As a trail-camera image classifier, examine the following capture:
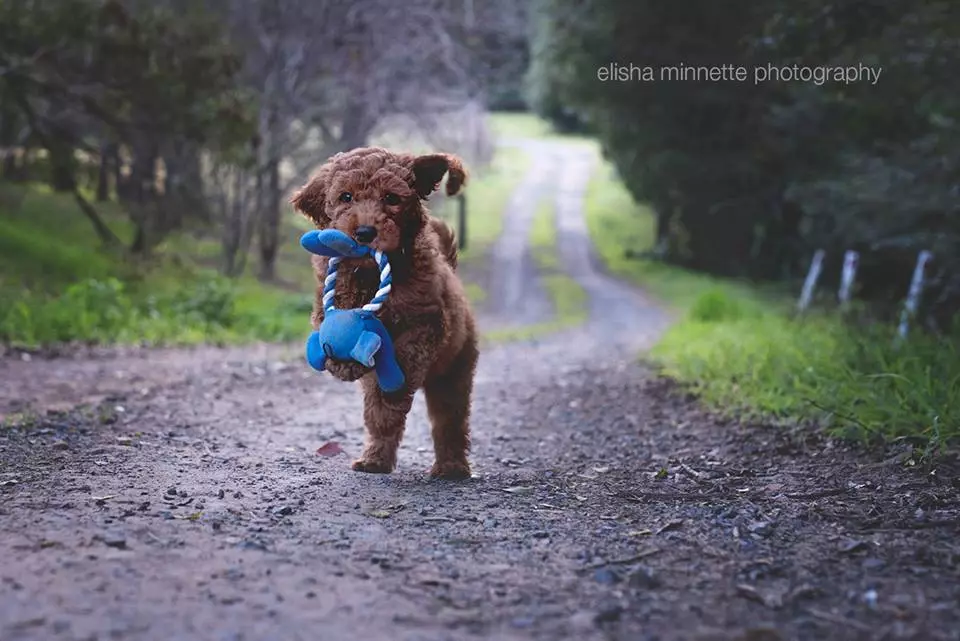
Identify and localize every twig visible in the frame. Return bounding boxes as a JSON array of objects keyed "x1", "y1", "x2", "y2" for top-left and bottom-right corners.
[
  {"x1": 785, "y1": 488, "x2": 851, "y2": 500},
  {"x1": 807, "y1": 608, "x2": 872, "y2": 632},
  {"x1": 581, "y1": 549, "x2": 660, "y2": 571}
]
